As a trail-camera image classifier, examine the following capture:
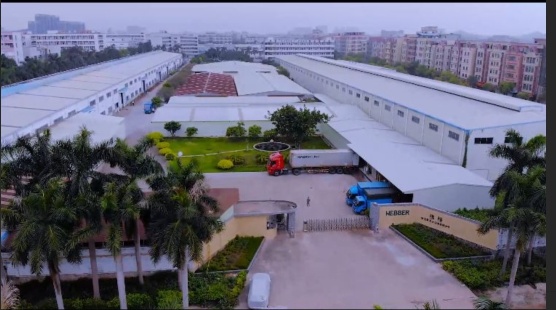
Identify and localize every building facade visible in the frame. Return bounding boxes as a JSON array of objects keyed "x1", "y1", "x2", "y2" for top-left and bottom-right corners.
[
  {"x1": 334, "y1": 32, "x2": 368, "y2": 56},
  {"x1": 198, "y1": 32, "x2": 233, "y2": 44},
  {"x1": 1, "y1": 31, "x2": 25, "y2": 64},
  {"x1": 27, "y1": 14, "x2": 85, "y2": 34},
  {"x1": 104, "y1": 33, "x2": 147, "y2": 50},
  {"x1": 263, "y1": 37, "x2": 334, "y2": 59}
]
